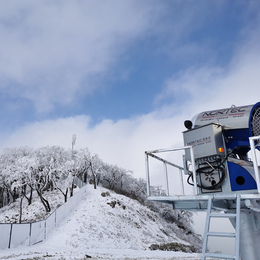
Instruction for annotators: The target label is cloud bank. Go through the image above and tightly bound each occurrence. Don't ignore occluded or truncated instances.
[0,1,161,112]
[1,1,260,179]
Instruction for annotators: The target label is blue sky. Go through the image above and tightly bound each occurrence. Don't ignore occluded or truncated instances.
[0,0,260,179]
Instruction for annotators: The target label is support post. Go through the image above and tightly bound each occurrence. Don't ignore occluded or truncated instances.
[190,146,197,195]
[164,162,169,196]
[234,210,260,260]
[145,152,151,197]
[179,169,185,195]
[235,195,241,260]
[249,137,260,194]
[8,224,13,249]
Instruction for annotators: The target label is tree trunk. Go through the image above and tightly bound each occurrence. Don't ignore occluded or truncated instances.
[65,187,68,202]
[28,187,33,205]
[93,174,97,189]
[83,172,88,183]
[6,190,10,204]
[96,174,100,186]
[10,188,18,202]
[36,190,51,212]
[57,187,68,203]
[19,196,24,223]
[70,181,74,197]
[23,186,33,205]
[0,187,3,208]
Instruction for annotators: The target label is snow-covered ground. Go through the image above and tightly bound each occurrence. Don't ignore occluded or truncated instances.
[0,248,201,260]
[0,185,203,259]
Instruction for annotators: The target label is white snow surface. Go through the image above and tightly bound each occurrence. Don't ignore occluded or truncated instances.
[0,185,202,259]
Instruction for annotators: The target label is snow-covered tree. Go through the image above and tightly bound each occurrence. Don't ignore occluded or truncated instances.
[0,145,195,237]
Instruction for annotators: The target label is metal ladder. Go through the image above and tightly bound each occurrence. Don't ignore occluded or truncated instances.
[201,195,241,260]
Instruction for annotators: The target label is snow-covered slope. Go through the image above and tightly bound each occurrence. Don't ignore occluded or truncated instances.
[46,186,197,250]
[0,185,202,259]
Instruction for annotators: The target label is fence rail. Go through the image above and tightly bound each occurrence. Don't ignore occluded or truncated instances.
[0,177,87,250]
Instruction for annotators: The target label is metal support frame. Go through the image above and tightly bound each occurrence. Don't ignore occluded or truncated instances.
[146,136,260,201]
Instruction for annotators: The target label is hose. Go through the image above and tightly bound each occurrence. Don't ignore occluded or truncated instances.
[187,159,226,190]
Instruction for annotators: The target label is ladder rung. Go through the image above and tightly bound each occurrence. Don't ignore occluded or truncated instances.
[210,213,237,218]
[203,252,235,259]
[207,231,236,237]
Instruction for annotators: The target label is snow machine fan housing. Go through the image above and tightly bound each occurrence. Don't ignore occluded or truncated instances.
[183,102,260,194]
[189,102,260,159]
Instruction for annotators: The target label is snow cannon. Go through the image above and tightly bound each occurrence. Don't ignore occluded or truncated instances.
[183,102,260,194]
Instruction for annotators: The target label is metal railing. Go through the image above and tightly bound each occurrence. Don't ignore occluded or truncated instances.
[145,146,197,197]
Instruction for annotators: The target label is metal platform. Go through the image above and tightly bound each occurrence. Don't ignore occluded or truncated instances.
[145,136,260,211]
[145,136,260,259]
[147,194,260,211]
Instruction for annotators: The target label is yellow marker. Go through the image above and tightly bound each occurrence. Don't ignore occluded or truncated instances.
[218,148,224,152]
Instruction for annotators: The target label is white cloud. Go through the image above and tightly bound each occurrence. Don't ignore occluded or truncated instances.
[0,1,233,114]
[0,1,161,112]
[156,21,260,119]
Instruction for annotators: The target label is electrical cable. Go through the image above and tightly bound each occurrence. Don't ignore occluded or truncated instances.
[186,149,245,190]
[187,157,227,190]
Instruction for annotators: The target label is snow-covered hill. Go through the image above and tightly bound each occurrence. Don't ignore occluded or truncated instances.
[0,185,202,259]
